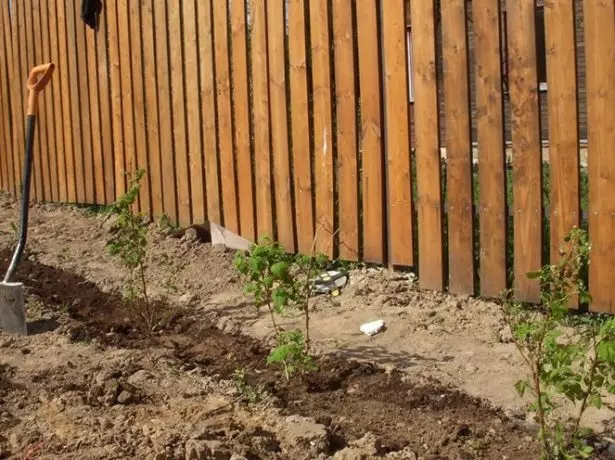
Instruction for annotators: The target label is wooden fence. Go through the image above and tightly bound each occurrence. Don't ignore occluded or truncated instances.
[0,0,613,313]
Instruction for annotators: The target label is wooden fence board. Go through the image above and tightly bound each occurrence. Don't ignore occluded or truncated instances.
[107,0,125,201]
[268,0,295,252]
[65,0,85,203]
[40,0,58,201]
[231,0,255,239]
[34,0,50,201]
[118,0,138,207]
[85,27,103,204]
[411,0,444,290]
[96,5,115,203]
[56,0,77,202]
[154,0,177,220]
[472,0,507,298]
[141,0,162,215]
[333,0,359,261]
[250,0,273,239]
[544,0,580,306]
[168,0,191,225]
[288,0,314,254]
[214,0,239,233]
[0,5,6,191]
[381,0,413,267]
[12,1,25,197]
[356,0,384,264]
[75,6,94,204]
[0,1,12,194]
[184,0,206,224]
[441,0,474,294]
[309,0,335,256]
[129,0,150,212]
[198,0,219,223]
[507,0,543,303]
[25,0,43,202]
[3,1,17,196]
[584,0,615,314]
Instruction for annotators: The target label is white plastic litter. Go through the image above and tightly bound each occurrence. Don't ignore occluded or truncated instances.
[360,319,385,336]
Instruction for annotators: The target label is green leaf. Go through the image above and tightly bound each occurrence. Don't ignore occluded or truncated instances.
[514,379,530,397]
[588,394,602,409]
[526,271,541,280]
[271,261,290,279]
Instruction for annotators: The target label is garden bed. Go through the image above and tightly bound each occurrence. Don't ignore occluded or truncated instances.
[0,195,611,459]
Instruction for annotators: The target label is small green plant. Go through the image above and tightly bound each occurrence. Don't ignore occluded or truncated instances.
[266,329,316,381]
[232,368,262,403]
[107,169,161,333]
[234,234,330,380]
[503,227,615,459]
[234,237,297,337]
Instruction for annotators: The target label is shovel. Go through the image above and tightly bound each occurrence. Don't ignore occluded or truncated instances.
[0,63,55,335]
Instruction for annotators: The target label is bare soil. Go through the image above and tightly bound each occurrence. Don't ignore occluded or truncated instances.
[0,194,612,459]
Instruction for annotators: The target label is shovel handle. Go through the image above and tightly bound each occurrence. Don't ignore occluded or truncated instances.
[27,63,55,115]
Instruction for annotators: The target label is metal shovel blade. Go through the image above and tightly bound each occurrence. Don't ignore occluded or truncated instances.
[0,282,26,335]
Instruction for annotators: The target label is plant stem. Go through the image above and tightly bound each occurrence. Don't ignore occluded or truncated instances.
[267,302,280,337]
[532,365,550,457]
[574,336,600,434]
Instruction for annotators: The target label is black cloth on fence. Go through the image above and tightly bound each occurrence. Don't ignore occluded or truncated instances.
[81,0,103,31]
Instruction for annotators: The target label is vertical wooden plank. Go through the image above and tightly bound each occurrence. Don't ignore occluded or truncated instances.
[357,0,384,264]
[213,0,239,233]
[0,56,6,191]
[75,2,94,203]
[231,0,255,240]
[154,0,178,220]
[288,0,314,254]
[168,0,191,225]
[267,0,294,251]
[96,5,115,204]
[332,0,359,260]
[184,0,206,224]
[473,0,507,298]
[12,0,26,196]
[507,0,542,302]
[381,0,413,266]
[56,0,77,202]
[49,0,67,200]
[141,0,162,215]
[250,0,273,238]
[310,0,334,256]
[2,1,16,195]
[25,0,43,202]
[117,0,137,203]
[129,0,150,213]
[33,0,51,201]
[0,1,13,194]
[199,0,220,223]
[86,27,104,203]
[0,3,7,192]
[441,0,474,294]
[107,0,126,200]
[65,2,89,203]
[584,0,615,313]
[544,1,580,289]
[65,0,85,202]
[411,0,444,290]
[40,0,59,201]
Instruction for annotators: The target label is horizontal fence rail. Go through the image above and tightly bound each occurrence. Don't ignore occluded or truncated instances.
[0,0,612,313]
